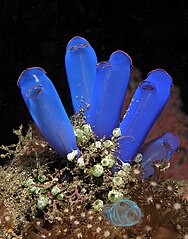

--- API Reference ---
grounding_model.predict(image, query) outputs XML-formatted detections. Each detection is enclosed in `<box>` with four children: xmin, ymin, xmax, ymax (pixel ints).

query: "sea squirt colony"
<box><xmin>17</xmin><ymin>36</ymin><xmax>180</xmax><ymax>228</ymax></box>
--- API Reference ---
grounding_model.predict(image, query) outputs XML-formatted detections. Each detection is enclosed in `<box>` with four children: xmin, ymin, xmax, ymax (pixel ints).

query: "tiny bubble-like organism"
<box><xmin>102</xmin><ymin>198</ymin><xmax>142</xmax><ymax>227</ymax></box>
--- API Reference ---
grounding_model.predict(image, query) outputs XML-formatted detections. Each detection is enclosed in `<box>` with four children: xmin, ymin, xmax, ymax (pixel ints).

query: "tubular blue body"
<box><xmin>102</xmin><ymin>198</ymin><xmax>142</xmax><ymax>227</ymax></box>
<box><xmin>88</xmin><ymin>51</ymin><xmax>131</xmax><ymax>139</ymax></box>
<box><xmin>140</xmin><ymin>132</ymin><xmax>180</xmax><ymax>178</ymax></box>
<box><xmin>65</xmin><ymin>36</ymin><xmax>97</xmax><ymax>115</ymax></box>
<box><xmin>18</xmin><ymin>67</ymin><xmax>78</xmax><ymax>158</ymax></box>
<box><xmin>117</xmin><ymin>69</ymin><xmax>173</xmax><ymax>163</ymax></box>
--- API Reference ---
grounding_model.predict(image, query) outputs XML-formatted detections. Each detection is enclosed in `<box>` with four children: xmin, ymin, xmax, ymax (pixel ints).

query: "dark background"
<box><xmin>0</xmin><ymin>0</ymin><xmax>187</xmax><ymax>146</ymax></box>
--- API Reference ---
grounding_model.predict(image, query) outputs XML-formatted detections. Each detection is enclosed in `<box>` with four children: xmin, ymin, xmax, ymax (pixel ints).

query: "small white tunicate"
<box><xmin>77</xmin><ymin>157</ymin><xmax>85</xmax><ymax>168</ymax></box>
<box><xmin>67</xmin><ymin>150</ymin><xmax>79</xmax><ymax>161</ymax></box>
<box><xmin>174</xmin><ymin>203</ymin><xmax>181</xmax><ymax>210</ymax></box>
<box><xmin>134</xmin><ymin>153</ymin><xmax>143</xmax><ymax>163</ymax></box>
<box><xmin>122</xmin><ymin>163</ymin><xmax>131</xmax><ymax>172</ymax></box>
<box><xmin>112</xmin><ymin>128</ymin><xmax>121</xmax><ymax>137</ymax></box>
<box><xmin>95</xmin><ymin>141</ymin><xmax>102</xmax><ymax>148</ymax></box>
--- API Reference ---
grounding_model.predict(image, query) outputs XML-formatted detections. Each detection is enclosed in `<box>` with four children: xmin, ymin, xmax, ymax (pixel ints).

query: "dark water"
<box><xmin>0</xmin><ymin>0</ymin><xmax>187</xmax><ymax>146</ymax></box>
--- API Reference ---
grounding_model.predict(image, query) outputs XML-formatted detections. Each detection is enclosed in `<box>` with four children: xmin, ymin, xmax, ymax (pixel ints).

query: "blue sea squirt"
<box><xmin>17</xmin><ymin>67</ymin><xmax>79</xmax><ymax>158</ymax></box>
<box><xmin>117</xmin><ymin>69</ymin><xmax>173</xmax><ymax>164</ymax></box>
<box><xmin>140</xmin><ymin>132</ymin><xmax>180</xmax><ymax>178</ymax></box>
<box><xmin>17</xmin><ymin>36</ymin><xmax>180</xmax><ymax>229</ymax></box>
<box><xmin>87</xmin><ymin>50</ymin><xmax>131</xmax><ymax>139</ymax></box>
<box><xmin>65</xmin><ymin>36</ymin><xmax>97</xmax><ymax>115</ymax></box>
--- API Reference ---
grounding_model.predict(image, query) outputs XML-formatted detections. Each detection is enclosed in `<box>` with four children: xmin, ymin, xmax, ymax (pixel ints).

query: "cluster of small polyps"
<box><xmin>17</xmin><ymin>36</ymin><xmax>180</xmax><ymax>227</ymax></box>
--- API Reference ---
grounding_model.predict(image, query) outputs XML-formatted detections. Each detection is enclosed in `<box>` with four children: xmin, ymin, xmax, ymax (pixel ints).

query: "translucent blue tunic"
<box><xmin>18</xmin><ymin>67</ymin><xmax>79</xmax><ymax>158</ymax></box>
